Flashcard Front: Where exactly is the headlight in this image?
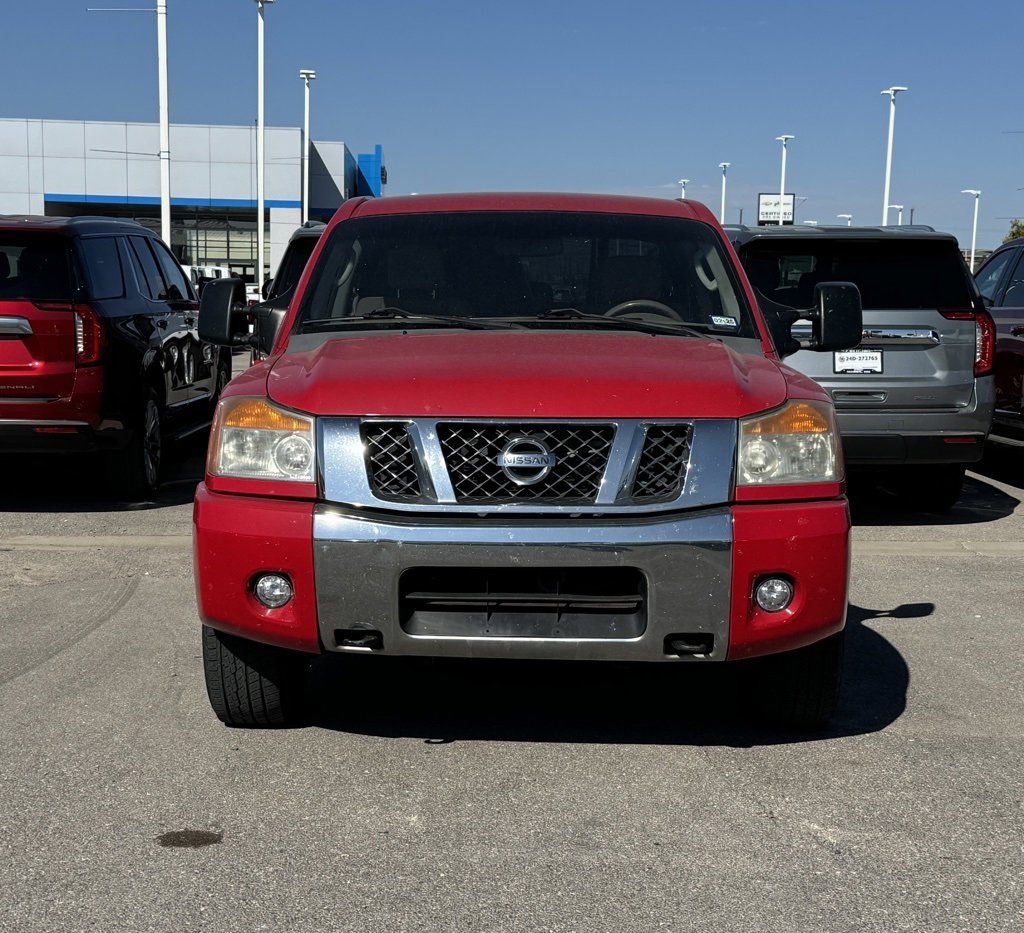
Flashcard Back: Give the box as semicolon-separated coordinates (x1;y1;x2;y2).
208;396;315;482
737;400;841;486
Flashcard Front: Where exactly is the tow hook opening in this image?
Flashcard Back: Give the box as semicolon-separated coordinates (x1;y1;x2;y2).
664;633;714;657
334;628;384;650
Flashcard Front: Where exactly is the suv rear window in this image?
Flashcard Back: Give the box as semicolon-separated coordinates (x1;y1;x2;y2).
269;235;318;302
0;233;73;301
743;239;974;310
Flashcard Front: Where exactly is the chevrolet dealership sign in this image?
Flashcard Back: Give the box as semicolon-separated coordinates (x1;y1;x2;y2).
758;193;796;225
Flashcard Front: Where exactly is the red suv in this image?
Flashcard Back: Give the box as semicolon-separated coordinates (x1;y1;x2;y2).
194;193;863;729
0;216;232;495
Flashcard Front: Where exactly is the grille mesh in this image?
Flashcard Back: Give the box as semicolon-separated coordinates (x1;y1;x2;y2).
630;425;692;501
363;423;422;500
439;423;614;504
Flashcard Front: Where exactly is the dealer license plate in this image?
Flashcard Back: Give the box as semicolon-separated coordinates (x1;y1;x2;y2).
834;350;883;374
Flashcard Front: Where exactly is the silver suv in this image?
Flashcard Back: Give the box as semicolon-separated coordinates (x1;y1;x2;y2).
729;225;995;511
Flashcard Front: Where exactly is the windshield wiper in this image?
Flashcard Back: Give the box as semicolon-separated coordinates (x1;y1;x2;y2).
302;307;520;331
508;307;712;339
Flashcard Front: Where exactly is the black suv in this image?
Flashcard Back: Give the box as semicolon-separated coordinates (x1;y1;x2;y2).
0;216;232;496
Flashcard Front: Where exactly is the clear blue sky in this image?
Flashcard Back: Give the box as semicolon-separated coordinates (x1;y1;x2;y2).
4;0;1023;248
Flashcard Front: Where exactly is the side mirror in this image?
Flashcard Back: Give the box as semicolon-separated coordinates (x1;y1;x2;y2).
807;282;863;352
252;303;288;356
261;277;274;301
198;278;250;347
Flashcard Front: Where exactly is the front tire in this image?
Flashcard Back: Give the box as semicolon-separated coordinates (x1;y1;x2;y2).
752;632;844;730
201;626;306;727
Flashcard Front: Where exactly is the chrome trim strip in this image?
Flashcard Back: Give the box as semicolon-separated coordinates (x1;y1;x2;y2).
319;417;736;515
860;327;940;346
0;316;33;337
0;419;88;426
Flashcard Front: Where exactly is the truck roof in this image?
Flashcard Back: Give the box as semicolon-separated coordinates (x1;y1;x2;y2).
725;223;958;245
348;192;717;223
0;214;153;237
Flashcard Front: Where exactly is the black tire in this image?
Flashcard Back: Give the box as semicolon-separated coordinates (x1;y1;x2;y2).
105;389;162;500
201;625;306;727
752;632;844;730
893;463;966;513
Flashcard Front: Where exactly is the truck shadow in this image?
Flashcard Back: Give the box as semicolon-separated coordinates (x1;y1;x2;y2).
307;602;922;747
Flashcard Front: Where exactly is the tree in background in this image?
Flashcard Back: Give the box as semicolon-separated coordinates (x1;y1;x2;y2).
1005;219;1024;242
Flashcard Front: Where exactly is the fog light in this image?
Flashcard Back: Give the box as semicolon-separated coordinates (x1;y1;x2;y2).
254;573;293;608
755;577;793;612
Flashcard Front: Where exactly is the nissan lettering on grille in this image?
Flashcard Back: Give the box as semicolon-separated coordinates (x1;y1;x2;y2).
495;437;557;486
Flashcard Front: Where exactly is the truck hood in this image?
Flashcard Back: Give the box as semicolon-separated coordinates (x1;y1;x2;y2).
267;331;788;419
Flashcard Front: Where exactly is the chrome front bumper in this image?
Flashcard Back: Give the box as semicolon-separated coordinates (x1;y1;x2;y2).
312;507;732;661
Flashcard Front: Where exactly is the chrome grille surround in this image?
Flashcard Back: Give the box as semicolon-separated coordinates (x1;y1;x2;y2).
319;417;736;515
438;423;615;504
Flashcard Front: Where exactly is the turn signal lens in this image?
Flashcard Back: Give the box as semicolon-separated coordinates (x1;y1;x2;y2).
738;401;840;486
208;396;315;482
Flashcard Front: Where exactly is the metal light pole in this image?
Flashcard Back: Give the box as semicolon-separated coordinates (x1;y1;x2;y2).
718;163;730;223
254;0;275;290
677;178;689;200
837;213;853;226
88;2;171;245
299;69;316;224
961;189;981;271
776;135;794;226
881;86;908;225
888;204;904;226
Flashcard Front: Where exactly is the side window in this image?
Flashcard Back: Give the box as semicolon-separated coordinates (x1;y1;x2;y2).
151;239;192;301
78;237;124;300
128;236;166;301
975;248;1017;304
1002;251;1024;308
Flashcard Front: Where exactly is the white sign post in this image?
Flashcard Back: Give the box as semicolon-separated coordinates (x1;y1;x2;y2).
757;193;796;225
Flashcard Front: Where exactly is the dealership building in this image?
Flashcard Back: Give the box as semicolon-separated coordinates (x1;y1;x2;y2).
0;116;385;279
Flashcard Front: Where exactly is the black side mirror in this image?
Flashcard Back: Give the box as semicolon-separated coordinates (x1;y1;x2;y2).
198;278;250;347
252;303;288;357
807;282;863;352
261;277;274;301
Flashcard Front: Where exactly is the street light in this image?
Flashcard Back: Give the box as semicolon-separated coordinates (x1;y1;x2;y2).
677;178;689;200
881;86;908;225
776;135;794;226
888;204;904;226
88;2;171;245
961;189;981;272
254;0;276;290
837;213;853;226
299;69;316;224
803;220;819;226
718;163;730;223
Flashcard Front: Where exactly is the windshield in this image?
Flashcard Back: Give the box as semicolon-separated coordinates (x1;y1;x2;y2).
294;211;758;339
0;233;74;301
742;239;974;311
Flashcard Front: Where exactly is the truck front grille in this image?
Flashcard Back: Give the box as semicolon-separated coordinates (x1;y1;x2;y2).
437;423;615;504
630;425;692;501
361;422;422;500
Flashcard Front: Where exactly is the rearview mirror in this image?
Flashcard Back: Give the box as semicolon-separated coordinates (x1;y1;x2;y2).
252;303;288;357
198;278;250;347
808;282;863;353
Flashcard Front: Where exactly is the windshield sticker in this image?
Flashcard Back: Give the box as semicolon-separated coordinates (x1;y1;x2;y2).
711;315;739;329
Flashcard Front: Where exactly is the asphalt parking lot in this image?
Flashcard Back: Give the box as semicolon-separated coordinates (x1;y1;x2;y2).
1;440;1022;931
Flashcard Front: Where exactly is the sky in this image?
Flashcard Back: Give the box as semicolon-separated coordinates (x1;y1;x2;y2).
3;0;1023;248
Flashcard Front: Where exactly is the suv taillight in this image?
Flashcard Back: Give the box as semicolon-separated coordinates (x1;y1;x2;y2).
941;309;995;377
73;304;104;366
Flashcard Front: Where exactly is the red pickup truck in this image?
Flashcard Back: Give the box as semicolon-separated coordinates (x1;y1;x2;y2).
193;193;863;729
